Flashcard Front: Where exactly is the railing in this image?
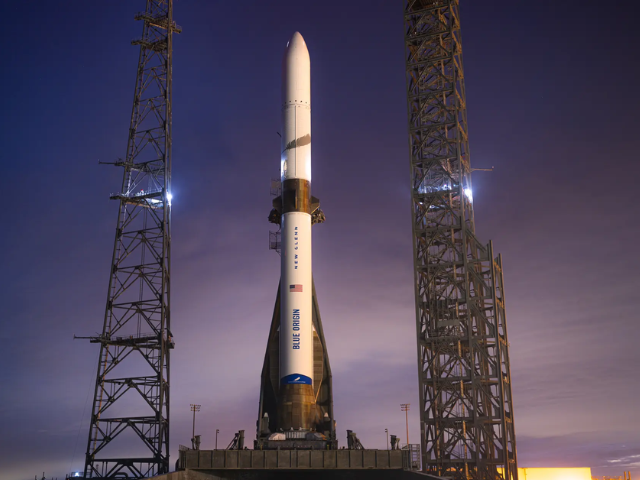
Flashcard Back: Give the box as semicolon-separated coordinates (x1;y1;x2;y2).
269;230;281;254
401;444;421;470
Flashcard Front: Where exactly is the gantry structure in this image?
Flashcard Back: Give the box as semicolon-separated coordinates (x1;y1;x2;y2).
404;1;518;479
81;1;180;477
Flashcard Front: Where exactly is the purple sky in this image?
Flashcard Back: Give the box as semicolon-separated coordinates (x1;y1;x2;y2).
1;1;639;479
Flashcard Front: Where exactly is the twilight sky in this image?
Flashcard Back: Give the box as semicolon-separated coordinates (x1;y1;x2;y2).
1;1;639;479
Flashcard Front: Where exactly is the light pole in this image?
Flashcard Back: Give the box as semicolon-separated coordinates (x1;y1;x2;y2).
190;404;201;441
215;429;220;449
385;428;389;450
400;404;410;447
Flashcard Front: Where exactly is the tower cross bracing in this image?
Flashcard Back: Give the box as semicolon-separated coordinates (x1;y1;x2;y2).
404;1;518;479
82;1;180;477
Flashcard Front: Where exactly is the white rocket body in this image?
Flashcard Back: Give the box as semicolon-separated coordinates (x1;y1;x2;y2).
279;32;313;388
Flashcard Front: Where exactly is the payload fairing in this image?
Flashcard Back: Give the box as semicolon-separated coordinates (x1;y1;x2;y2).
257;32;336;450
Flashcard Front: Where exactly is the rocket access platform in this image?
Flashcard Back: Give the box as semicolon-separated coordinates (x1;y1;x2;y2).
256;31;336;451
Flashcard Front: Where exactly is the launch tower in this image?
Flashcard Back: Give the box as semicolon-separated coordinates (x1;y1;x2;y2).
80;1;180;477
404;1;518;479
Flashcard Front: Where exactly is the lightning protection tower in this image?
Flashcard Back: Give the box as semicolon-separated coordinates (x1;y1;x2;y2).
81;2;181;477
404;1;518;479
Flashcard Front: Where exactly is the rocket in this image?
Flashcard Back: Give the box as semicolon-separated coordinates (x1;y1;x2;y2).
278;31;316;431
257;31;334;449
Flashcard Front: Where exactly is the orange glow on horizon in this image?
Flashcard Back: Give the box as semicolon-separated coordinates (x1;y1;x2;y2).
498;468;593;480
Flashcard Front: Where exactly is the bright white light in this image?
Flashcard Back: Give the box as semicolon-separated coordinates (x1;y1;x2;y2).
167;193;173;206
464;188;473;202
74;474;81;477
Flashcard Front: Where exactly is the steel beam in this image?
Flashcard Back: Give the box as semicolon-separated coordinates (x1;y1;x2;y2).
404;1;518;479
83;1;180;477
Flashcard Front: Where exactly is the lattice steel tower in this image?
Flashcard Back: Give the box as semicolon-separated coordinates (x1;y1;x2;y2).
404;1;517;479
81;2;180;477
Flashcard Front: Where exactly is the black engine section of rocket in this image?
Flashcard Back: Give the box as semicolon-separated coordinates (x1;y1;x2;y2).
255;281;337;450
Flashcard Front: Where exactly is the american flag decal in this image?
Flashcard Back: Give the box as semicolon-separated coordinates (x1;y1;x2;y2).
289;284;303;293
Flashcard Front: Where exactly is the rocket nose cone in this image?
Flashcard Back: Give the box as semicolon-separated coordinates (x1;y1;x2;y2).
287;31;304;47
282;31;310;104
285;31;309;58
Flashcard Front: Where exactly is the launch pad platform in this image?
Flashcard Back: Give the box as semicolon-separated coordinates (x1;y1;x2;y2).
159;448;440;480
